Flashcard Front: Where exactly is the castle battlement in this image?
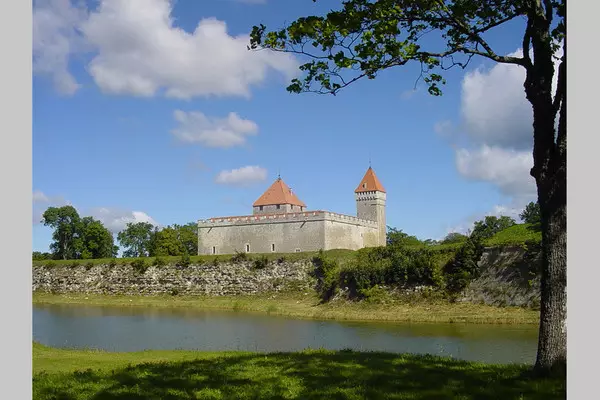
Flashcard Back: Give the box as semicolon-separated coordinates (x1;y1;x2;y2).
198;209;378;228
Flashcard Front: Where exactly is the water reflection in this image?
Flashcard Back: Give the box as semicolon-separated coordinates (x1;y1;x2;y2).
33;304;538;364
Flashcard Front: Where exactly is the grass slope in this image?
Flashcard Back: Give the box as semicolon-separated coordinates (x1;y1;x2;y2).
32;342;565;400
33;292;540;325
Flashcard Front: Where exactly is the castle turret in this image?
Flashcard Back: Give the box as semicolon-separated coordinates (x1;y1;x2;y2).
355;167;386;246
252;177;306;215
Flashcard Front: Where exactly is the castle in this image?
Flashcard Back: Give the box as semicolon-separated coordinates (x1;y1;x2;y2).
197;167;386;255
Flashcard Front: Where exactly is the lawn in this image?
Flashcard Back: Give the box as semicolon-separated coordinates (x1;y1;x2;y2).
32;342;564;399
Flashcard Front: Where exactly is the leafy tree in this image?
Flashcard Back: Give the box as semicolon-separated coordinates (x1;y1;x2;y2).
151;223;199;257
386;226;421;246
78;217;118;259
520;201;541;225
471;216;517;241
441;232;468;244
117;222;156;258
151;226;184;256
41;206;82;260
32;251;53;261
250;0;566;373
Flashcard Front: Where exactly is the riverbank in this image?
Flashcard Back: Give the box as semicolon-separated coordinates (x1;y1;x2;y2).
32;342;564;399
33;292;540;325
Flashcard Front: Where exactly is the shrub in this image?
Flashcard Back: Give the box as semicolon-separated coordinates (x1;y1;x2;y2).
69;260;80;269
108;258;118;267
84;261;94;271
153;256;167;267
312;250;341;301
276;256;287;264
231;251;248;263
252;255;270;270
131;258;149;274
44;260;56;269
170;288;180;296
178;252;191;268
443;238;484;294
212;257;220;267
359;285;392;304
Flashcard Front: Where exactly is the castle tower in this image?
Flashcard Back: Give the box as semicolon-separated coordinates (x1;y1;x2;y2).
355;167;387;246
252;177;306;215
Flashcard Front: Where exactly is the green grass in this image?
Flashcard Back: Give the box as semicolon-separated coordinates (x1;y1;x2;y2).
485;224;542;247
32;342;565;399
33;292;540;325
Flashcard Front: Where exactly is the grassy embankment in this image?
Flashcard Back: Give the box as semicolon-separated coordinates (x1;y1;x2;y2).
32;342;564;399
32;225;542;325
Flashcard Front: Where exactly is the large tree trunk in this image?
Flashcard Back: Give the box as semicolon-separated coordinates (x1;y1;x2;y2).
527;44;567;375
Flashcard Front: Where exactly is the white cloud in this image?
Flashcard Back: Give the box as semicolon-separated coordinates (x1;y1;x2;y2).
89;208;159;233
444;199;530;237
455;145;536;199
215;166;267;186
32;190;50;203
32;0;298;98
32;0;89;94
171;110;259;148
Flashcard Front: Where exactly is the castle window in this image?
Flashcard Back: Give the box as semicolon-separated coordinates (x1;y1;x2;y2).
245;244;250;253
295;248;301;253
271;243;275;252
362;183;367;189
212;246;216;255
276;205;281;210
259;206;263;211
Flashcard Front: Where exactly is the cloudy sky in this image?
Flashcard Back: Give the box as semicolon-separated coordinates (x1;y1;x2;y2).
32;0;543;252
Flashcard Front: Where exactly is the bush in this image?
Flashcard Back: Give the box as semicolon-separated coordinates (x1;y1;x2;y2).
84;261;94;271
108;258;118;267
44;260;56;269
178;252;191;268
252;255;270;270
276;256;287;264
443;238;484;294
69;260;80;269
211;257;220;266
231;251;248;263
359;285;392;304
312;250;341;301
131;258;149;274
153;256;167;267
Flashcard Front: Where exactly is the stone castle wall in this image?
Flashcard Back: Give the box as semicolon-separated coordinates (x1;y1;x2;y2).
32;261;315;296
198;211;379;255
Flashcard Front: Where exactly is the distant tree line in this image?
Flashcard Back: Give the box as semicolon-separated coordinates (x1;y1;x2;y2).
34;206;198;260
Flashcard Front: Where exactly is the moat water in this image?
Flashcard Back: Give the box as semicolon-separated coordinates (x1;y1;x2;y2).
32;304;538;364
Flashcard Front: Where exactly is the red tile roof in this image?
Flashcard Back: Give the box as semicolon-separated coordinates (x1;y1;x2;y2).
355;167;386;193
253;178;307;207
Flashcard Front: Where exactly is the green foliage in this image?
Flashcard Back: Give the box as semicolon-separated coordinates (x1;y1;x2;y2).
32;251;53;261
130;259;149;275
520;202;542;226
386;226;422;247
443;238;485;294
231;251;249;263
178;252;191;268
252;255;270;270
108;258;117;268
359;285;392;304
441;232;468;244
117;222;156;258
84;261;94;271
150;223;198;257
312;250;341;301
42;206;82;260
249;1;564;98
153;256;167;267
485;224;543;247
471;216;516;241
78;216;118;259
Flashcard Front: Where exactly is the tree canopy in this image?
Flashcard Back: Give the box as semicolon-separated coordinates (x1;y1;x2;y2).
520;201;541;225
41;206;117;260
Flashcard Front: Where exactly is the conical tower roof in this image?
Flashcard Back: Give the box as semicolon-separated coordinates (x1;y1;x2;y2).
253;177;306;207
355;167;386;193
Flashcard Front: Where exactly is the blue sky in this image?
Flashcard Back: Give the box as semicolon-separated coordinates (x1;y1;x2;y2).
32;0;542;252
